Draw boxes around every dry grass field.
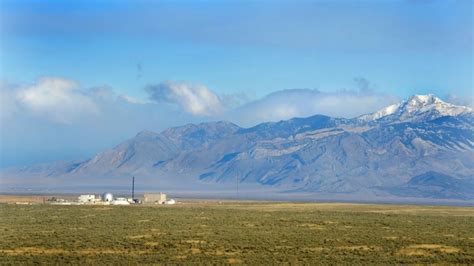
[0,198,473,264]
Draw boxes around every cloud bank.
[142,78,399,126]
[229,88,399,126]
[0,76,419,167]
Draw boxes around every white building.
[144,193,167,204]
[78,194,96,203]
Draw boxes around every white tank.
[102,192,114,202]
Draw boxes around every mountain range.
[2,94,473,203]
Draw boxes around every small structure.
[111,197,130,205]
[164,199,176,205]
[78,194,96,203]
[144,193,167,204]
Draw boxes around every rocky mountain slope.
[2,95,473,200]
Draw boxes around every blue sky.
[0,0,473,167]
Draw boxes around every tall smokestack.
[132,176,135,200]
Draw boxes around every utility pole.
[236,175,239,200]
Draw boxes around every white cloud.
[15,77,99,123]
[146,81,222,116]
[229,88,400,126]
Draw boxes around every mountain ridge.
[2,94,473,202]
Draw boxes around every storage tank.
[102,192,114,202]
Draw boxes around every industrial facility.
[48,192,176,206]
[46,177,176,206]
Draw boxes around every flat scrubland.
[0,200,473,264]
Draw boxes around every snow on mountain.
[358,94,472,123]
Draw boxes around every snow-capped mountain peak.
[358,94,472,123]
[405,94,444,111]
